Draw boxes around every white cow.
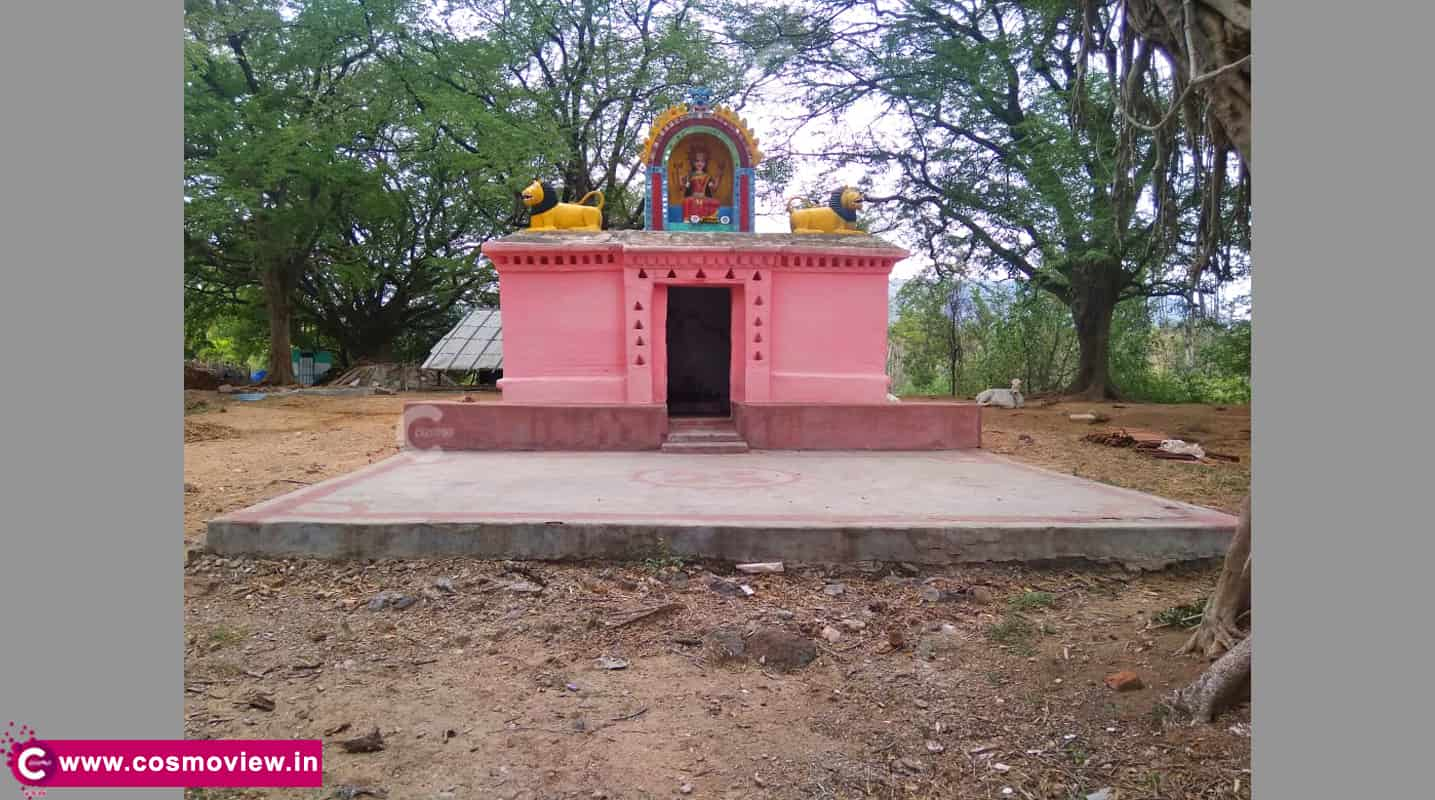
[976,378,1024,409]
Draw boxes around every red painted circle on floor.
[633,467,800,489]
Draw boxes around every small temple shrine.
[403,91,979,452]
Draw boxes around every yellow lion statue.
[522,180,604,231]
[787,186,865,234]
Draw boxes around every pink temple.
[401,92,980,451]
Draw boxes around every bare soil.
[183,391,1251,800]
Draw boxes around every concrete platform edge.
[206,518,1233,568]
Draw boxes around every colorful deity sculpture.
[641,88,762,232]
[680,145,724,224]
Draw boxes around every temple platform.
[399,400,982,451]
[206,450,1237,567]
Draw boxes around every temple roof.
[484,230,909,256]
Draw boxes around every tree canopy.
[732,0,1249,397]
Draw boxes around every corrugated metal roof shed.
[422,307,503,371]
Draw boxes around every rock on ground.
[704,626,817,671]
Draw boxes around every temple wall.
[496,269,627,403]
[484,233,909,409]
[768,271,891,403]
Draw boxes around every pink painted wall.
[734,402,981,450]
[729,285,747,403]
[497,269,627,403]
[403,401,667,450]
[769,271,892,403]
[483,237,908,408]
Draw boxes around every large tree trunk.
[260,266,297,385]
[1113,0,1253,728]
[1066,263,1122,400]
[1180,493,1251,658]
[1170,633,1251,723]
[1121,0,1252,166]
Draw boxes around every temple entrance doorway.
[665,286,731,417]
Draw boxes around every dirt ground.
[183,391,1251,800]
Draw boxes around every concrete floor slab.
[207,450,1237,566]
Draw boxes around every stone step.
[667,417,735,428]
[665,430,745,443]
[660,440,750,454]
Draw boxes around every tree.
[1115,0,1250,165]
[1105,0,1250,313]
[735,0,1249,398]
[290,45,528,365]
[393,0,759,228]
[1103,0,1252,724]
[297,149,507,364]
[185,0,412,383]
[1180,493,1250,658]
[890,274,965,395]
[892,271,1084,397]
[1168,493,1251,724]
[185,0,771,374]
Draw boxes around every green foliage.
[413,0,752,223]
[640,537,690,572]
[1153,597,1208,630]
[742,0,1250,396]
[1205,320,1253,377]
[985,613,1037,654]
[890,265,1251,403]
[185,0,765,368]
[890,271,1079,396]
[1113,315,1252,404]
[185,288,269,368]
[205,623,249,649]
[185,0,422,376]
[1008,590,1056,611]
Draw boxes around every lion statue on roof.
[521,180,605,231]
[787,186,865,234]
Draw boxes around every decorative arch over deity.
[641,88,763,233]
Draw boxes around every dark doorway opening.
[666,286,731,416]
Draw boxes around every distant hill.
[888,278,906,323]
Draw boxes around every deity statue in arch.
[680,145,722,222]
